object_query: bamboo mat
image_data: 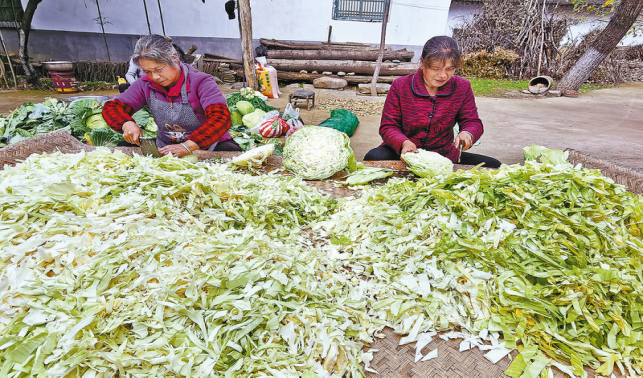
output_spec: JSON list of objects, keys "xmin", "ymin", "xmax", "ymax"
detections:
[{"xmin": 0, "ymin": 131, "xmax": 633, "ymax": 377}]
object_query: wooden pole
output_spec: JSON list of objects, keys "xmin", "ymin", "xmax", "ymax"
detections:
[
  {"xmin": 95, "ymin": 0, "xmax": 111, "ymax": 62},
  {"xmin": 157, "ymin": 0, "xmax": 166, "ymax": 36},
  {"xmin": 238, "ymin": 0, "xmax": 257, "ymax": 90},
  {"xmin": 236, "ymin": 0, "xmax": 245, "ymax": 86},
  {"xmin": 142, "ymin": 0, "xmax": 152, "ymax": 34},
  {"xmin": 0, "ymin": 28, "xmax": 17, "ymax": 89},
  {"xmin": 371, "ymin": 0, "xmax": 391, "ymax": 96},
  {"xmin": 536, "ymin": 0, "xmax": 546, "ymax": 76}
]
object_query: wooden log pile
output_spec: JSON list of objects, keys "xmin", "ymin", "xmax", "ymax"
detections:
[{"xmin": 258, "ymin": 38, "xmax": 419, "ymax": 84}]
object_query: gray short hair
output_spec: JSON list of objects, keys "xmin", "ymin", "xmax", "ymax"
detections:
[
  {"xmin": 421, "ymin": 36, "xmax": 462, "ymax": 69},
  {"xmin": 132, "ymin": 34, "xmax": 180, "ymax": 68}
]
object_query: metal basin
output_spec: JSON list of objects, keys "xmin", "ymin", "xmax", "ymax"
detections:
[
  {"xmin": 60, "ymin": 95, "xmax": 113, "ymax": 104},
  {"xmin": 42, "ymin": 61, "xmax": 75, "ymax": 72}
]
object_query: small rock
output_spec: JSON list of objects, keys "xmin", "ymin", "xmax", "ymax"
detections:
[
  {"xmin": 311, "ymin": 71, "xmax": 318, "ymax": 74},
  {"xmin": 549, "ymin": 90, "xmax": 562, "ymax": 97},
  {"xmin": 522, "ymin": 90, "xmax": 532, "ymax": 94},
  {"xmin": 322, "ymin": 71, "xmax": 333, "ymax": 75},
  {"xmin": 231, "ymin": 82, "xmax": 245, "ymax": 90},
  {"xmin": 392, "ymin": 59, "xmax": 401, "ymax": 63},
  {"xmin": 357, "ymin": 83, "xmax": 391, "ymax": 94},
  {"xmin": 337, "ymin": 71, "xmax": 346, "ymax": 76},
  {"xmin": 300, "ymin": 70, "xmax": 308, "ymax": 74},
  {"xmin": 346, "ymin": 72, "xmax": 355, "ymax": 76},
  {"xmin": 313, "ymin": 77, "xmax": 348, "ymax": 89}
]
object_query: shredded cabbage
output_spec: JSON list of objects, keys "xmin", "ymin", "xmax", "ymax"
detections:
[{"xmin": 1, "ymin": 148, "xmax": 642, "ymax": 378}]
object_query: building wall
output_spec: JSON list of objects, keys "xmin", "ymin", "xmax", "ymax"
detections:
[{"xmin": 3, "ymin": 0, "xmax": 452, "ymax": 62}]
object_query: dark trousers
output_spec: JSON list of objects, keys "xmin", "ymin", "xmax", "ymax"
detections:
[
  {"xmin": 119, "ymin": 83, "xmax": 130, "ymax": 93},
  {"xmin": 364, "ymin": 145, "xmax": 501, "ymax": 168}
]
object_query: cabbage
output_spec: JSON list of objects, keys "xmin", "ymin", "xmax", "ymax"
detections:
[
  {"xmin": 283, "ymin": 126, "xmax": 356, "ymax": 180},
  {"xmin": 179, "ymin": 153, "xmax": 199, "ymax": 163},
  {"xmin": 344, "ymin": 167, "xmax": 394, "ymax": 186},
  {"xmin": 402, "ymin": 149, "xmax": 453, "ymax": 177},
  {"xmin": 85, "ymin": 113, "xmax": 109, "ymax": 130},
  {"xmin": 236, "ymin": 100, "xmax": 255, "ymax": 116},
  {"xmin": 144, "ymin": 118, "xmax": 157, "ymax": 133},
  {"xmin": 229, "ymin": 144, "xmax": 275, "ymax": 169},
  {"xmin": 85, "ymin": 128, "xmax": 123, "ymax": 147},
  {"xmin": 230, "ymin": 107, "xmax": 243, "ymax": 126},
  {"xmin": 242, "ymin": 109, "xmax": 266, "ymax": 128}
]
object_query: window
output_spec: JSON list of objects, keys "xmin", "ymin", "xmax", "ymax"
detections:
[
  {"xmin": 333, "ymin": 0, "xmax": 387, "ymax": 22},
  {"xmin": 0, "ymin": 0, "xmax": 23, "ymax": 26}
]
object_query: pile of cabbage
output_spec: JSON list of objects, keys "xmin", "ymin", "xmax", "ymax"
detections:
[{"xmin": 1, "ymin": 147, "xmax": 642, "ymax": 378}]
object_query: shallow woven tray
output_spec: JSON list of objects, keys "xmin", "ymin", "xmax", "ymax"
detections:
[
  {"xmin": 567, "ymin": 148, "xmax": 643, "ymax": 195},
  {"xmin": 0, "ymin": 132, "xmax": 631, "ymax": 377}
]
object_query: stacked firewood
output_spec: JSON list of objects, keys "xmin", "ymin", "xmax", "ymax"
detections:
[
  {"xmin": 258, "ymin": 38, "xmax": 419, "ymax": 84},
  {"xmin": 75, "ymin": 61, "xmax": 129, "ymax": 82},
  {"xmin": 201, "ymin": 53, "xmax": 242, "ymax": 83}
]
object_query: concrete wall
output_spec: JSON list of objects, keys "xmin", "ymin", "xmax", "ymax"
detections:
[{"xmin": 3, "ymin": 0, "xmax": 452, "ymax": 62}]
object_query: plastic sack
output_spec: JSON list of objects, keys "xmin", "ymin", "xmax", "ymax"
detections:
[
  {"xmin": 259, "ymin": 117, "xmax": 288, "ymax": 138},
  {"xmin": 318, "ymin": 109, "xmax": 360, "ymax": 137}
]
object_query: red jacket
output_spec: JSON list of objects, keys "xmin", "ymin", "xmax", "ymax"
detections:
[{"xmin": 380, "ymin": 70, "xmax": 484, "ymax": 162}]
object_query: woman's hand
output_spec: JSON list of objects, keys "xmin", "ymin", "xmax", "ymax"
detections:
[
  {"xmin": 454, "ymin": 131, "xmax": 473, "ymax": 151},
  {"xmin": 122, "ymin": 121, "xmax": 143, "ymax": 145},
  {"xmin": 159, "ymin": 140, "xmax": 199, "ymax": 157},
  {"xmin": 401, "ymin": 140, "xmax": 418, "ymax": 155}
]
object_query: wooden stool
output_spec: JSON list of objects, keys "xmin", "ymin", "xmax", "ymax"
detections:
[{"xmin": 289, "ymin": 90, "xmax": 315, "ymax": 110}]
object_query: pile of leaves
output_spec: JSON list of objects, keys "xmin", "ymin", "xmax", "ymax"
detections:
[
  {"xmin": 226, "ymin": 90, "xmax": 278, "ymax": 113},
  {"xmin": 317, "ymin": 99, "xmax": 384, "ymax": 117},
  {"xmin": 0, "ymin": 147, "xmax": 642, "ymax": 377},
  {"xmin": 0, "ymin": 98, "xmax": 156, "ymax": 148},
  {"xmin": 228, "ymin": 124, "xmax": 284, "ymax": 156}
]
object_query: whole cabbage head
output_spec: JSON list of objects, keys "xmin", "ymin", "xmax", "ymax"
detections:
[
  {"xmin": 236, "ymin": 101, "xmax": 255, "ymax": 116},
  {"xmin": 283, "ymin": 126, "xmax": 356, "ymax": 180},
  {"xmin": 230, "ymin": 107, "xmax": 243, "ymax": 126},
  {"xmin": 242, "ymin": 109, "xmax": 266, "ymax": 129},
  {"xmin": 401, "ymin": 149, "xmax": 453, "ymax": 177},
  {"xmin": 86, "ymin": 113, "xmax": 109, "ymax": 130}
]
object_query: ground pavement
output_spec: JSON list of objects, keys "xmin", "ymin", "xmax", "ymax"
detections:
[{"xmin": 1, "ymin": 82, "xmax": 641, "ymax": 171}]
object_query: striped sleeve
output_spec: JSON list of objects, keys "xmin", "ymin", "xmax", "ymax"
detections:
[
  {"xmin": 187, "ymin": 104, "xmax": 231, "ymax": 149},
  {"xmin": 102, "ymin": 100, "xmax": 135, "ymax": 133}
]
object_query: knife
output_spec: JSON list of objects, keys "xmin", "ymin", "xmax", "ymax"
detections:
[
  {"xmin": 458, "ymin": 140, "xmax": 465, "ymax": 163},
  {"xmin": 139, "ymin": 138, "xmax": 162, "ymax": 158}
]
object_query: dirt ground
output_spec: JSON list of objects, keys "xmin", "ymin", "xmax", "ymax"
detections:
[{"xmin": 1, "ymin": 82, "xmax": 642, "ymax": 171}]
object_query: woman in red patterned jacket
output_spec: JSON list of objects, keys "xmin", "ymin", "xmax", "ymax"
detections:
[
  {"xmin": 102, "ymin": 34, "xmax": 240, "ymax": 157},
  {"xmin": 364, "ymin": 36, "xmax": 501, "ymax": 168}
]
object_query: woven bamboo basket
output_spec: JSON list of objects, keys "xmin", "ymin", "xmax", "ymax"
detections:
[{"xmin": 0, "ymin": 132, "xmax": 635, "ymax": 377}]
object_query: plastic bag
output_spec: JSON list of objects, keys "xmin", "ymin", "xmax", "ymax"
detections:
[
  {"xmin": 250, "ymin": 110, "xmax": 280, "ymax": 134},
  {"xmin": 282, "ymin": 103, "xmax": 304, "ymax": 138},
  {"xmin": 318, "ymin": 109, "xmax": 360, "ymax": 136}
]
